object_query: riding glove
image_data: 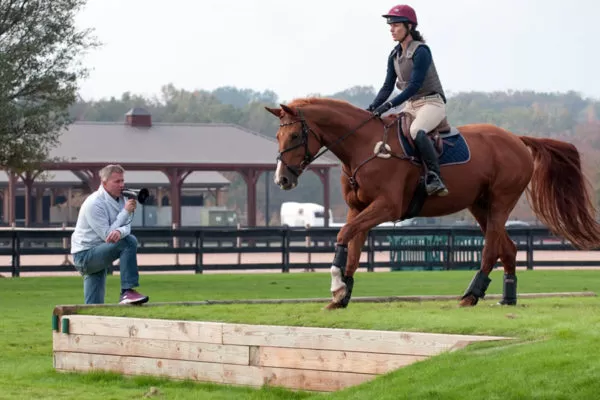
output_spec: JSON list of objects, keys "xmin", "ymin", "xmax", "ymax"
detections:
[{"xmin": 372, "ymin": 101, "xmax": 393, "ymax": 117}]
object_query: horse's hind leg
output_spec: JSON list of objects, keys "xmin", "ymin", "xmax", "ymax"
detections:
[
  {"xmin": 460, "ymin": 192, "xmax": 520, "ymax": 307},
  {"xmin": 497, "ymin": 234, "xmax": 518, "ymax": 305}
]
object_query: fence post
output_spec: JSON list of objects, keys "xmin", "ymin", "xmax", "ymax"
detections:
[
  {"xmin": 304, "ymin": 224, "xmax": 314, "ymax": 272},
  {"xmin": 526, "ymin": 229, "xmax": 534, "ymax": 270},
  {"xmin": 367, "ymin": 231, "xmax": 375, "ymax": 272},
  {"xmin": 236, "ymin": 223, "xmax": 242, "ymax": 265},
  {"xmin": 61, "ymin": 222, "xmax": 73, "ymax": 267},
  {"xmin": 172, "ymin": 223, "xmax": 180, "ymax": 266},
  {"xmin": 446, "ymin": 229, "xmax": 455, "ymax": 270},
  {"xmin": 195, "ymin": 230, "xmax": 204, "ymax": 274},
  {"xmin": 11, "ymin": 224, "xmax": 19, "ymax": 278},
  {"xmin": 282, "ymin": 226, "xmax": 290, "ymax": 273}
]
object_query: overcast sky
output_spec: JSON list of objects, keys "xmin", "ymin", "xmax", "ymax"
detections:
[{"xmin": 74, "ymin": 0, "xmax": 600, "ymax": 103}]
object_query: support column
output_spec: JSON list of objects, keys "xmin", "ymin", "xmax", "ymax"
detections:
[
  {"xmin": 19, "ymin": 171, "xmax": 43, "ymax": 227},
  {"xmin": 156, "ymin": 188, "xmax": 163, "ymax": 207},
  {"xmin": 67, "ymin": 188, "xmax": 73, "ymax": 222},
  {"xmin": 7, "ymin": 171, "xmax": 17, "ymax": 225},
  {"xmin": 215, "ymin": 188, "xmax": 226, "ymax": 207},
  {"xmin": 312, "ymin": 168, "xmax": 331, "ymax": 227},
  {"xmin": 162, "ymin": 168, "xmax": 192, "ymax": 227},
  {"xmin": 264, "ymin": 171, "xmax": 270, "ymax": 226},
  {"xmin": 239, "ymin": 169, "xmax": 260, "ymax": 227},
  {"xmin": 23, "ymin": 177, "xmax": 34, "ymax": 227},
  {"xmin": 2, "ymin": 189, "xmax": 9, "ymax": 223},
  {"xmin": 35, "ymin": 188, "xmax": 44, "ymax": 224}
]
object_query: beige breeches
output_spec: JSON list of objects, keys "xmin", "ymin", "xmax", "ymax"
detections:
[{"xmin": 402, "ymin": 94, "xmax": 447, "ymax": 139}]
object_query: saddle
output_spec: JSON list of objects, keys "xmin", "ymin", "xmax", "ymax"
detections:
[{"xmin": 392, "ymin": 111, "xmax": 453, "ymax": 155}]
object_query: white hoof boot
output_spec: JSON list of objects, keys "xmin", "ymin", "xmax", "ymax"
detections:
[{"xmin": 330, "ymin": 266, "xmax": 345, "ymax": 292}]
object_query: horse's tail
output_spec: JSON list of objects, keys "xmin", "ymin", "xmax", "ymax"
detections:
[{"xmin": 520, "ymin": 136, "xmax": 600, "ymax": 250}]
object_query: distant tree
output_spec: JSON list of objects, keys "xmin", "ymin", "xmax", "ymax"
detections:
[
  {"xmin": 328, "ymin": 85, "xmax": 379, "ymax": 108},
  {"xmin": 213, "ymin": 86, "xmax": 278, "ymax": 109},
  {"xmin": 0, "ymin": 0, "xmax": 99, "ymax": 170}
]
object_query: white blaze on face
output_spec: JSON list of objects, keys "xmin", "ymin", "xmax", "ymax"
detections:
[{"xmin": 274, "ymin": 160, "xmax": 285, "ymax": 184}]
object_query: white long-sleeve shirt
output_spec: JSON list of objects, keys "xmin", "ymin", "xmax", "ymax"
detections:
[{"xmin": 70, "ymin": 185, "xmax": 133, "ymax": 254}]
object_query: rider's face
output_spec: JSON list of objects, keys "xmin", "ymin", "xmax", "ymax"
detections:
[{"xmin": 389, "ymin": 22, "xmax": 407, "ymax": 41}]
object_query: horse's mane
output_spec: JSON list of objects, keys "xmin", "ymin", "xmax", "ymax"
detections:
[{"xmin": 287, "ymin": 97, "xmax": 364, "ymax": 114}]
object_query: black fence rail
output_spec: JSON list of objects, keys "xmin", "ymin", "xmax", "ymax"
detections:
[{"xmin": 0, "ymin": 226, "xmax": 597, "ymax": 277}]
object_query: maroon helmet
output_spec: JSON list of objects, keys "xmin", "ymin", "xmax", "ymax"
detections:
[{"xmin": 382, "ymin": 4, "xmax": 418, "ymax": 26}]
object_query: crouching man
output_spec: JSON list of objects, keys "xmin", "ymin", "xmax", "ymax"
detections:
[{"xmin": 70, "ymin": 164, "xmax": 149, "ymax": 305}]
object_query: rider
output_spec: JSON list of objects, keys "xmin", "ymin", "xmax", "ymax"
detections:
[{"xmin": 367, "ymin": 4, "xmax": 449, "ymax": 197}]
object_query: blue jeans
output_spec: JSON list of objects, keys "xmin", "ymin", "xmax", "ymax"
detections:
[{"xmin": 72, "ymin": 235, "xmax": 140, "ymax": 304}]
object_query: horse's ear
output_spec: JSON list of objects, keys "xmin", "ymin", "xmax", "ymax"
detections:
[
  {"xmin": 280, "ymin": 104, "xmax": 297, "ymax": 117},
  {"xmin": 264, "ymin": 106, "xmax": 282, "ymax": 118}
]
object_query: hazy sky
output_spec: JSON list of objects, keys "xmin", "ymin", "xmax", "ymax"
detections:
[{"xmin": 74, "ymin": 0, "xmax": 600, "ymax": 103}]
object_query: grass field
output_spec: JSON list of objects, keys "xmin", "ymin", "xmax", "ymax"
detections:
[{"xmin": 1, "ymin": 269, "xmax": 600, "ymax": 399}]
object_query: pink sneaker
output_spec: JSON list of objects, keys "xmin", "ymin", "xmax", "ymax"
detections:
[{"xmin": 119, "ymin": 289, "xmax": 149, "ymax": 305}]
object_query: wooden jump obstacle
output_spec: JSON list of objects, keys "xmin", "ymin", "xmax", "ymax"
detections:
[{"xmin": 52, "ymin": 312, "xmax": 510, "ymax": 392}]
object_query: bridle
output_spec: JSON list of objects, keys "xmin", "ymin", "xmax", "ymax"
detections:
[
  {"xmin": 276, "ymin": 110, "xmax": 320, "ymax": 177},
  {"xmin": 276, "ymin": 109, "xmax": 377, "ymax": 177}
]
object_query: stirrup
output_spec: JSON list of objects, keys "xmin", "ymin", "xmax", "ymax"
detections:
[
  {"xmin": 426, "ymin": 182, "xmax": 449, "ymax": 196},
  {"xmin": 425, "ymin": 173, "xmax": 448, "ymax": 196}
]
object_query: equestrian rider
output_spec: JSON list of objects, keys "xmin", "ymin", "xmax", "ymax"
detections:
[{"xmin": 367, "ymin": 4, "xmax": 449, "ymax": 197}]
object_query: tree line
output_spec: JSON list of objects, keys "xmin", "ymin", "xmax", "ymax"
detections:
[{"xmin": 67, "ymin": 85, "xmax": 600, "ymax": 223}]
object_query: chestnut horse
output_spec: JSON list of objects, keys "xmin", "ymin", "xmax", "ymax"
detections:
[{"xmin": 265, "ymin": 97, "xmax": 600, "ymax": 310}]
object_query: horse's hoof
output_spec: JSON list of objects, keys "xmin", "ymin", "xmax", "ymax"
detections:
[
  {"xmin": 324, "ymin": 301, "xmax": 345, "ymax": 310},
  {"xmin": 458, "ymin": 295, "xmax": 478, "ymax": 307},
  {"xmin": 497, "ymin": 300, "xmax": 517, "ymax": 306},
  {"xmin": 331, "ymin": 286, "xmax": 347, "ymax": 304}
]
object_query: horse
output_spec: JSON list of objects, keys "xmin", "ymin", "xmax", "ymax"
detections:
[{"xmin": 265, "ymin": 97, "xmax": 600, "ymax": 310}]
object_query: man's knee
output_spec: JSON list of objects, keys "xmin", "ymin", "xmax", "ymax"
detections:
[{"xmin": 122, "ymin": 234, "xmax": 138, "ymax": 248}]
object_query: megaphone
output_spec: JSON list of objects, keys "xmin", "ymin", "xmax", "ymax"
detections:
[{"xmin": 122, "ymin": 187, "xmax": 150, "ymax": 204}]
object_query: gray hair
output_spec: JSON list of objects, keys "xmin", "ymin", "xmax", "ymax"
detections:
[{"xmin": 99, "ymin": 164, "xmax": 125, "ymax": 182}]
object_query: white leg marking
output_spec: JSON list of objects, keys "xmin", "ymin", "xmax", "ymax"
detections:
[{"xmin": 330, "ymin": 265, "xmax": 346, "ymax": 292}]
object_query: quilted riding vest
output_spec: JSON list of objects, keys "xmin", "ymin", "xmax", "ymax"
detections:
[{"xmin": 393, "ymin": 40, "xmax": 446, "ymax": 102}]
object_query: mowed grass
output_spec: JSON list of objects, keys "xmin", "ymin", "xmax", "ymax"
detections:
[{"xmin": 1, "ymin": 269, "xmax": 600, "ymax": 399}]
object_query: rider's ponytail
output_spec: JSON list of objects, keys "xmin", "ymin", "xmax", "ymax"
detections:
[
  {"xmin": 410, "ymin": 29, "xmax": 425, "ymax": 42},
  {"xmin": 404, "ymin": 22, "xmax": 425, "ymax": 42}
]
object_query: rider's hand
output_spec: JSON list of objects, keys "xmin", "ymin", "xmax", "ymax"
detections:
[{"xmin": 372, "ymin": 101, "xmax": 393, "ymax": 117}]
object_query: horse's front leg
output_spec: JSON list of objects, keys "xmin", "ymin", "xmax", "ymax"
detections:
[
  {"xmin": 327, "ymin": 199, "xmax": 393, "ymax": 310},
  {"xmin": 327, "ymin": 208, "xmax": 365, "ymax": 310}
]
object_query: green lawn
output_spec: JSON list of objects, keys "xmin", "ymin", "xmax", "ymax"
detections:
[{"xmin": 1, "ymin": 270, "xmax": 599, "ymax": 399}]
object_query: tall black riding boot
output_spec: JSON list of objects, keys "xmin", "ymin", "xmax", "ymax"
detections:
[{"xmin": 413, "ymin": 130, "xmax": 449, "ymax": 196}]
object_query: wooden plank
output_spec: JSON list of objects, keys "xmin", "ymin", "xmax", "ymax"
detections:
[
  {"xmin": 223, "ymin": 364, "xmax": 376, "ymax": 392},
  {"xmin": 250, "ymin": 346, "xmax": 427, "ymax": 374},
  {"xmin": 53, "ymin": 332, "xmax": 249, "ymax": 365},
  {"xmin": 64, "ymin": 315, "xmax": 223, "ymax": 343},
  {"xmin": 53, "ymin": 351, "xmax": 374, "ymax": 392},
  {"xmin": 222, "ymin": 323, "xmax": 508, "ymax": 356},
  {"xmin": 54, "ymin": 351, "xmax": 224, "ymax": 383}
]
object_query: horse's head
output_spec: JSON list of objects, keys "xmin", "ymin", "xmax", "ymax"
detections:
[{"xmin": 265, "ymin": 104, "xmax": 322, "ymax": 190}]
